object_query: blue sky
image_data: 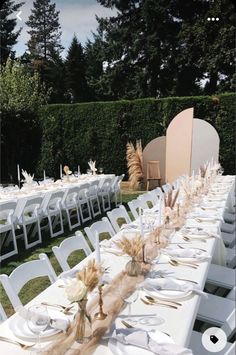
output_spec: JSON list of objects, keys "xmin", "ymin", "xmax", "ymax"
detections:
[{"xmin": 13, "ymin": 0, "xmax": 115, "ymax": 57}]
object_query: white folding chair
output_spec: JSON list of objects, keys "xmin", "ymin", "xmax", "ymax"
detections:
[
  {"xmin": 61, "ymin": 186, "xmax": 80, "ymax": 230},
  {"xmin": 87, "ymin": 180, "xmax": 101, "ymax": 218},
  {"xmin": 127, "ymin": 199, "xmax": 144, "ymax": 219},
  {"xmin": 77, "ymin": 184, "xmax": 92, "ymax": 224},
  {"xmin": 190, "ymin": 309, "xmax": 236, "ymax": 355},
  {"xmin": 152, "ymin": 187, "xmax": 164, "ymax": 200},
  {"xmin": 0, "ymin": 253, "xmax": 57, "ymax": 310},
  {"xmin": 138, "ymin": 192, "xmax": 156, "ymax": 209},
  {"xmin": 98, "ymin": 178, "xmax": 112, "ymax": 212},
  {"xmin": 0, "ymin": 201, "xmax": 18, "ymax": 262},
  {"xmin": 206, "ymin": 264, "xmax": 236, "ymax": 290},
  {"xmin": 197, "ymin": 292, "xmax": 235, "ymax": 327},
  {"xmin": 41, "ymin": 190, "xmax": 64, "ymax": 238},
  {"xmin": 14, "ymin": 196, "xmax": 43, "ymax": 249},
  {"xmin": 84, "ymin": 217, "xmax": 115, "ymax": 248},
  {"xmin": 107, "ymin": 205, "xmax": 131, "ymax": 233},
  {"xmin": 52, "ymin": 231, "xmax": 92, "ymax": 272},
  {"xmin": 110, "ymin": 174, "xmax": 124, "ymax": 206},
  {"xmin": 0, "ymin": 303, "xmax": 7, "ymax": 323}
]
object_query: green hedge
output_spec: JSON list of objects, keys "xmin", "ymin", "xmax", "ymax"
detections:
[{"xmin": 38, "ymin": 93, "xmax": 235, "ymax": 178}]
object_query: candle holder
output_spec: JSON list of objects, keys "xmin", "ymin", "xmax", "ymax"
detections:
[{"xmin": 94, "ymin": 284, "xmax": 107, "ymax": 320}]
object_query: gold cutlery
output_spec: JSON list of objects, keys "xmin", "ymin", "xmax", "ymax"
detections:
[
  {"xmin": 159, "ymin": 274, "xmax": 198, "ymax": 284},
  {"xmin": 41, "ymin": 302, "xmax": 74, "ymax": 314},
  {"xmin": 195, "ymin": 217, "xmax": 219, "ymax": 223},
  {"xmin": 121, "ymin": 320, "xmax": 134, "ymax": 328},
  {"xmin": 145, "ymin": 295, "xmax": 182, "ymax": 307},
  {"xmin": 169, "ymin": 259, "xmax": 198, "ymax": 269},
  {"xmin": 178, "ymin": 244, "xmax": 207, "ymax": 252},
  {"xmin": 183, "ymin": 236, "xmax": 207, "ymax": 243},
  {"xmin": 0, "ymin": 336, "xmax": 35, "ymax": 349},
  {"xmin": 140, "ymin": 298, "xmax": 178, "ymax": 309}
]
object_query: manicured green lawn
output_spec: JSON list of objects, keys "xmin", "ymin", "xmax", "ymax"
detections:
[{"xmin": 0, "ymin": 192, "xmax": 143, "ymax": 316}]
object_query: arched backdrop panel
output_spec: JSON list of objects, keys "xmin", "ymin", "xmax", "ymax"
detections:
[
  {"xmin": 165, "ymin": 108, "xmax": 194, "ymax": 183},
  {"xmin": 191, "ymin": 118, "xmax": 219, "ymax": 172},
  {"xmin": 143, "ymin": 136, "xmax": 166, "ymax": 184}
]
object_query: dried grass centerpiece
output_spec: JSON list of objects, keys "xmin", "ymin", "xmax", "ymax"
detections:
[
  {"xmin": 65, "ymin": 259, "xmax": 102, "ymax": 343},
  {"xmin": 164, "ymin": 189, "xmax": 179, "ymax": 224},
  {"xmin": 115, "ymin": 234, "xmax": 144, "ymax": 276},
  {"xmin": 126, "ymin": 140, "xmax": 144, "ymax": 190}
]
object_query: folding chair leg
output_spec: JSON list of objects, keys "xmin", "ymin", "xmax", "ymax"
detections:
[{"xmin": 0, "ymin": 229, "xmax": 18, "ymax": 262}]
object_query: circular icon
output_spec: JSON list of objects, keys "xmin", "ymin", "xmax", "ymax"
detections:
[{"xmin": 202, "ymin": 327, "xmax": 227, "ymax": 352}]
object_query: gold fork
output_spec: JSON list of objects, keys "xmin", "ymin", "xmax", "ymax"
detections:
[{"xmin": 0, "ymin": 336, "xmax": 35, "ymax": 349}]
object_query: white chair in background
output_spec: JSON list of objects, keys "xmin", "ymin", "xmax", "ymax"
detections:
[
  {"xmin": 84, "ymin": 217, "xmax": 115, "ymax": 248},
  {"xmin": 0, "ymin": 303, "xmax": 7, "ymax": 323},
  {"xmin": 77, "ymin": 184, "xmax": 92, "ymax": 224},
  {"xmin": 52, "ymin": 232, "xmax": 92, "ymax": 272},
  {"xmin": 127, "ymin": 199, "xmax": 144, "ymax": 219},
  {"xmin": 0, "ymin": 253, "xmax": 57, "ymax": 311},
  {"xmin": 189, "ymin": 309, "xmax": 235, "ymax": 355},
  {"xmin": 107, "ymin": 205, "xmax": 131, "ymax": 233},
  {"xmin": 61, "ymin": 187, "xmax": 80, "ymax": 230},
  {"xmin": 138, "ymin": 192, "xmax": 156, "ymax": 209},
  {"xmin": 87, "ymin": 180, "xmax": 101, "ymax": 218},
  {"xmin": 152, "ymin": 187, "xmax": 164, "ymax": 200},
  {"xmin": 98, "ymin": 178, "xmax": 112, "ymax": 212},
  {"xmin": 206, "ymin": 264, "xmax": 236, "ymax": 290},
  {"xmin": 14, "ymin": 196, "xmax": 43, "ymax": 249},
  {"xmin": 110, "ymin": 174, "xmax": 124, "ymax": 206},
  {"xmin": 0, "ymin": 201, "xmax": 18, "ymax": 262},
  {"xmin": 41, "ymin": 190, "xmax": 64, "ymax": 238}
]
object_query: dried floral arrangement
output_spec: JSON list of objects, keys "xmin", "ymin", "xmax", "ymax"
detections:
[
  {"xmin": 164, "ymin": 189, "xmax": 179, "ymax": 209},
  {"xmin": 126, "ymin": 140, "xmax": 144, "ymax": 189},
  {"xmin": 77, "ymin": 259, "xmax": 102, "ymax": 293},
  {"xmin": 114, "ymin": 234, "xmax": 144, "ymax": 259}
]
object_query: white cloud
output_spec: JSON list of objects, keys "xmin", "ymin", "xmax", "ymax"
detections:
[{"xmin": 13, "ymin": 0, "xmax": 116, "ymax": 57}]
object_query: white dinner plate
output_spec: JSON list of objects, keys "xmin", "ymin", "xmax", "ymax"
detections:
[
  {"xmin": 108, "ymin": 328, "xmax": 173, "ymax": 355},
  {"xmin": 144, "ymin": 282, "xmax": 192, "ymax": 301},
  {"xmin": 9, "ymin": 309, "xmax": 67, "ymax": 340},
  {"xmin": 165, "ymin": 248, "xmax": 208, "ymax": 263}
]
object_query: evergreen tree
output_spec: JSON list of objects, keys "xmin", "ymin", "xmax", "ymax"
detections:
[
  {"xmin": 26, "ymin": 0, "xmax": 63, "ymax": 61},
  {"xmin": 65, "ymin": 35, "xmax": 88, "ymax": 102},
  {"xmin": 0, "ymin": 0, "xmax": 24, "ymax": 64}
]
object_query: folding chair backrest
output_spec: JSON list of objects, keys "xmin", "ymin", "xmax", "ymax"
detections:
[
  {"xmin": 0, "ymin": 253, "xmax": 57, "ymax": 310},
  {"xmin": 107, "ymin": 205, "xmax": 131, "ymax": 233},
  {"xmin": 84, "ymin": 217, "xmax": 115, "ymax": 247},
  {"xmin": 0, "ymin": 201, "xmax": 17, "ymax": 228},
  {"xmin": 52, "ymin": 232, "xmax": 92, "ymax": 272},
  {"xmin": 127, "ymin": 199, "xmax": 143, "ymax": 219},
  {"xmin": 221, "ymin": 309, "xmax": 236, "ymax": 339}
]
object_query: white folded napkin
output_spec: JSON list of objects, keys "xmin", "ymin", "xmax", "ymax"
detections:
[
  {"xmin": 110, "ymin": 328, "xmax": 193, "ymax": 355},
  {"xmin": 183, "ymin": 227, "xmax": 220, "ymax": 239},
  {"xmin": 162, "ymin": 248, "xmax": 211, "ymax": 261},
  {"xmin": 17, "ymin": 306, "xmax": 69, "ymax": 332},
  {"xmin": 140, "ymin": 278, "xmax": 207, "ymax": 297}
]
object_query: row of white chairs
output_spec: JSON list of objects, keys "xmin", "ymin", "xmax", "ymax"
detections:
[
  {"xmin": 0, "ymin": 201, "xmax": 235, "ymax": 354},
  {"xmin": 0, "ymin": 175, "xmax": 124, "ymax": 262}
]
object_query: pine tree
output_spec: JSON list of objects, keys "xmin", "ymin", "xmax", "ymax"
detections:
[
  {"xmin": 65, "ymin": 35, "xmax": 88, "ymax": 102},
  {"xmin": 26, "ymin": 0, "xmax": 63, "ymax": 61},
  {"xmin": 0, "ymin": 0, "xmax": 24, "ymax": 64}
]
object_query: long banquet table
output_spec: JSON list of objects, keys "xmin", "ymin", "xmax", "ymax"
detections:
[{"xmin": 0, "ymin": 175, "xmax": 235, "ymax": 354}]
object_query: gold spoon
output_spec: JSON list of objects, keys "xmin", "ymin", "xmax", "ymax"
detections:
[
  {"xmin": 178, "ymin": 244, "xmax": 207, "ymax": 252},
  {"xmin": 145, "ymin": 295, "xmax": 181, "ymax": 307},
  {"xmin": 169, "ymin": 259, "xmax": 198, "ymax": 269},
  {"xmin": 140, "ymin": 298, "xmax": 178, "ymax": 309},
  {"xmin": 159, "ymin": 274, "xmax": 198, "ymax": 285}
]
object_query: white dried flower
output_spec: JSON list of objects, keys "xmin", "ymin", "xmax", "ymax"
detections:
[{"xmin": 65, "ymin": 279, "xmax": 87, "ymax": 302}]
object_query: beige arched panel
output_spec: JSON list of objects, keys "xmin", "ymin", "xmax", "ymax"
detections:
[
  {"xmin": 143, "ymin": 136, "xmax": 166, "ymax": 184},
  {"xmin": 166, "ymin": 108, "xmax": 194, "ymax": 183},
  {"xmin": 191, "ymin": 118, "xmax": 219, "ymax": 172}
]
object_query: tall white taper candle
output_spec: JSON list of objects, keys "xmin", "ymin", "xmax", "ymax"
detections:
[
  {"xmin": 60, "ymin": 164, "xmax": 63, "ymax": 179},
  {"xmin": 95, "ymin": 232, "xmax": 101, "ymax": 264},
  {"xmin": 17, "ymin": 164, "xmax": 20, "ymax": 182},
  {"xmin": 43, "ymin": 170, "xmax": 46, "ymax": 181},
  {"xmin": 139, "ymin": 207, "xmax": 144, "ymax": 237}
]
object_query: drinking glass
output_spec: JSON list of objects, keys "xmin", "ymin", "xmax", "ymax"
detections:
[
  {"xmin": 27, "ymin": 305, "xmax": 50, "ymax": 353},
  {"xmin": 118, "ymin": 279, "xmax": 139, "ymax": 325}
]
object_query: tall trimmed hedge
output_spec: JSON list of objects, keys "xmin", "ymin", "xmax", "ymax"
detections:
[{"xmin": 38, "ymin": 93, "xmax": 235, "ymax": 178}]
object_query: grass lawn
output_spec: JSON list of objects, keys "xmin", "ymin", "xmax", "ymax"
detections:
[{"xmin": 0, "ymin": 191, "xmax": 144, "ymax": 317}]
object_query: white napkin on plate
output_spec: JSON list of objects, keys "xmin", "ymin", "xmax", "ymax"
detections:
[
  {"xmin": 139, "ymin": 278, "xmax": 207, "ymax": 297},
  {"xmin": 17, "ymin": 306, "xmax": 69, "ymax": 332},
  {"xmin": 162, "ymin": 248, "xmax": 211, "ymax": 261},
  {"xmin": 110, "ymin": 328, "xmax": 193, "ymax": 355}
]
